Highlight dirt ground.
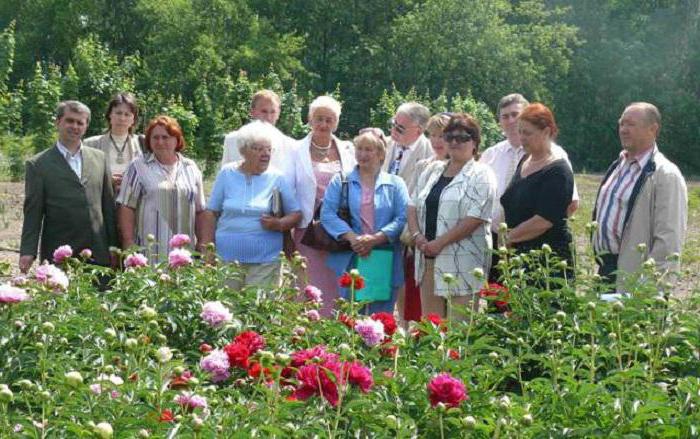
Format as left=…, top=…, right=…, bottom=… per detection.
left=1, top=177, right=698, bottom=298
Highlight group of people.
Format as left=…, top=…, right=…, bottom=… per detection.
left=19, top=89, right=688, bottom=321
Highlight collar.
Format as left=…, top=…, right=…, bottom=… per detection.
left=56, top=141, right=82, bottom=158
left=146, top=152, right=182, bottom=164
left=348, top=167, right=395, bottom=186
left=504, top=139, right=522, bottom=153
left=620, top=143, right=656, bottom=168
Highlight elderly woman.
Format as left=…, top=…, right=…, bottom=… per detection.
left=501, top=103, right=574, bottom=273
left=407, top=113, right=497, bottom=320
left=85, top=92, right=143, bottom=192
left=117, top=115, right=206, bottom=262
left=321, top=132, right=409, bottom=314
left=399, top=112, right=453, bottom=321
left=293, top=96, right=356, bottom=314
left=202, top=121, right=301, bottom=289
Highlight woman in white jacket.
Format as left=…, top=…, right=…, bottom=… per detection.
left=293, top=96, right=356, bottom=315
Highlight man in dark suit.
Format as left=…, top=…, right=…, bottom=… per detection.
left=19, top=100, right=118, bottom=273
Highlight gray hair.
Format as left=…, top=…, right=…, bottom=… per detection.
left=308, top=95, right=342, bottom=121
left=395, top=102, right=430, bottom=129
left=236, top=120, right=278, bottom=155
left=625, top=102, right=661, bottom=126
left=56, top=100, right=91, bottom=124
left=497, top=93, right=529, bottom=117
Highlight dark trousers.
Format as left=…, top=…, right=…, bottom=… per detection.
left=596, top=253, right=618, bottom=290
left=488, top=232, right=501, bottom=283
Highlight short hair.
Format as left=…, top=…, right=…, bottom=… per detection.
left=426, top=113, right=452, bottom=135
left=395, top=102, right=430, bottom=129
left=518, top=103, right=558, bottom=139
left=497, top=93, right=529, bottom=117
left=308, top=95, right=342, bottom=121
left=105, top=92, right=139, bottom=133
left=236, top=120, right=278, bottom=155
left=624, top=102, right=661, bottom=127
left=144, top=115, right=186, bottom=152
left=251, top=89, right=281, bottom=110
left=444, top=113, right=482, bottom=153
left=354, top=131, right=387, bottom=162
left=56, top=100, right=91, bottom=124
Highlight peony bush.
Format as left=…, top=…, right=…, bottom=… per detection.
left=0, top=242, right=698, bottom=437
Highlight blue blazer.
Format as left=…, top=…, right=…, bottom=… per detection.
left=321, top=167, right=409, bottom=313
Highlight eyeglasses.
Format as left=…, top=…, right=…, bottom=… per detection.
left=390, top=118, right=407, bottom=135
left=443, top=132, right=473, bottom=144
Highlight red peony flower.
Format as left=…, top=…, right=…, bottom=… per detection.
left=354, top=276, right=365, bottom=290
left=478, top=283, right=510, bottom=313
left=380, top=340, right=398, bottom=358
left=344, top=361, right=374, bottom=393
left=371, top=312, right=397, bottom=336
left=159, top=409, right=174, bottom=423
left=338, top=313, right=356, bottom=329
left=448, top=349, right=460, bottom=360
left=292, top=360, right=342, bottom=406
left=169, top=370, right=193, bottom=389
left=128, top=372, right=139, bottom=382
left=223, top=342, right=251, bottom=369
left=338, top=272, right=365, bottom=290
left=426, top=313, right=443, bottom=327
left=247, top=361, right=273, bottom=381
left=199, top=343, right=213, bottom=353
left=427, top=373, right=468, bottom=408
left=234, top=331, right=265, bottom=354
left=412, top=313, right=448, bottom=338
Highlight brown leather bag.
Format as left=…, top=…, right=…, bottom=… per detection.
left=301, top=173, right=352, bottom=252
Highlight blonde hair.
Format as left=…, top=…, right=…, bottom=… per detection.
left=426, top=113, right=451, bottom=136
left=250, top=89, right=281, bottom=110
left=353, top=131, right=387, bottom=162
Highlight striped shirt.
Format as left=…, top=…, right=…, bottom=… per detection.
left=594, top=146, right=655, bottom=254
left=116, top=153, right=205, bottom=262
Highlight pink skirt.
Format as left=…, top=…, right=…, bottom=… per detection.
left=294, top=228, right=340, bottom=317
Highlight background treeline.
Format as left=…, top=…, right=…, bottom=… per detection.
left=1, top=0, right=699, bottom=179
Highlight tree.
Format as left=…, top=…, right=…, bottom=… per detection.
left=24, top=62, right=61, bottom=151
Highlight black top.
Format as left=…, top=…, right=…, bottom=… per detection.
left=500, top=158, right=573, bottom=261
left=424, top=175, right=454, bottom=241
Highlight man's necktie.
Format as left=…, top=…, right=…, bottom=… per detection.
left=390, top=146, right=405, bottom=175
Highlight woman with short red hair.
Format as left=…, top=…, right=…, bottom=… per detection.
left=500, top=103, right=575, bottom=274
left=117, top=115, right=206, bottom=262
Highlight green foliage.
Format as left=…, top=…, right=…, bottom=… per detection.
left=24, top=63, right=61, bottom=151
left=0, top=133, right=34, bottom=181
left=0, top=20, right=14, bottom=92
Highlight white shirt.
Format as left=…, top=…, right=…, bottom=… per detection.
left=56, top=141, right=82, bottom=179
left=481, top=139, right=579, bottom=226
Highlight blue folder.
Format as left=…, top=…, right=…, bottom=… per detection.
left=354, top=248, right=393, bottom=302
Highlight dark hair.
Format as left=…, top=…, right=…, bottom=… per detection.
left=144, top=116, right=186, bottom=152
left=518, top=103, right=558, bottom=139
left=105, top=92, right=139, bottom=133
left=443, top=113, right=481, bottom=156
left=56, top=100, right=91, bottom=124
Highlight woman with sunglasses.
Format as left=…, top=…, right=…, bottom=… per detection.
left=407, top=114, right=497, bottom=320
left=500, top=103, right=574, bottom=277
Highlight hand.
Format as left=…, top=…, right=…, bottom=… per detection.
left=260, top=215, right=282, bottom=231
left=112, top=174, right=123, bottom=193
left=19, top=255, right=35, bottom=273
left=414, top=233, right=428, bottom=249
left=421, top=240, right=443, bottom=258
left=351, top=234, right=376, bottom=257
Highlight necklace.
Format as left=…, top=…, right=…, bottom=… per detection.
left=109, top=134, right=129, bottom=164
left=311, top=139, right=332, bottom=157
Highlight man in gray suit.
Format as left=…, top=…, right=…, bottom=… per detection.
left=20, top=100, right=117, bottom=273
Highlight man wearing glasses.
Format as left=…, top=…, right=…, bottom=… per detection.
left=381, top=102, right=434, bottom=195
left=481, top=93, right=579, bottom=281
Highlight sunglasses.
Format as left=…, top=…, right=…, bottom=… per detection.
left=443, top=132, right=473, bottom=143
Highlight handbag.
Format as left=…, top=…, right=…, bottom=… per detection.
left=270, top=187, right=296, bottom=258
left=301, top=172, right=352, bottom=252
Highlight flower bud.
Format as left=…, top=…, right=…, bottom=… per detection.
left=104, top=328, right=117, bottom=339
left=275, top=353, right=290, bottom=363
left=586, top=301, right=596, bottom=311
left=541, top=244, right=552, bottom=255
left=442, top=273, right=456, bottom=284
left=666, top=252, right=680, bottom=262
left=138, top=305, right=157, bottom=320
left=0, top=384, right=13, bottom=402
left=555, top=310, right=567, bottom=322
left=42, top=322, right=55, bottom=333
left=462, top=415, right=476, bottom=430
left=173, top=366, right=185, bottom=375
left=488, top=351, right=499, bottom=361
left=498, top=395, right=511, bottom=411
left=636, top=243, right=647, bottom=253
left=155, top=347, right=172, bottom=363
left=585, top=221, right=598, bottom=233
left=125, top=338, right=138, bottom=350
left=612, top=301, right=624, bottom=313
left=556, top=260, right=568, bottom=270
left=16, top=379, right=34, bottom=390
left=385, top=415, right=398, bottom=429
left=138, top=429, right=150, bottom=438
left=100, top=303, right=110, bottom=313
left=349, top=268, right=360, bottom=278
left=35, top=341, right=45, bottom=349
left=522, top=413, right=533, bottom=426
left=14, top=320, right=25, bottom=329
left=472, top=267, right=484, bottom=280
left=93, top=422, right=113, bottom=439
left=64, top=371, right=84, bottom=387
left=642, top=258, right=656, bottom=269
left=146, top=234, right=156, bottom=242
left=498, top=222, right=508, bottom=233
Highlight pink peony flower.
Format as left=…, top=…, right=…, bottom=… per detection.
left=79, top=248, right=93, bottom=260
left=354, top=318, right=386, bottom=347
left=344, top=361, right=374, bottom=393
left=200, top=349, right=231, bottom=383
left=303, top=285, right=323, bottom=303
left=173, top=392, right=208, bottom=410
left=427, top=373, right=468, bottom=408
left=168, top=248, right=193, bottom=268
left=52, top=245, right=73, bottom=264
left=90, top=383, right=102, bottom=395
left=169, top=234, right=192, bottom=249
left=10, top=275, right=28, bottom=287
left=35, top=263, right=69, bottom=292
left=124, top=253, right=148, bottom=268
left=305, top=310, right=321, bottom=321
left=0, top=284, right=30, bottom=303
left=200, top=301, right=233, bottom=327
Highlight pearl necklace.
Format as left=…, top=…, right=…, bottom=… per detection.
left=311, top=139, right=332, bottom=156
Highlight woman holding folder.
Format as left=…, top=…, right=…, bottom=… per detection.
left=321, top=132, right=409, bottom=313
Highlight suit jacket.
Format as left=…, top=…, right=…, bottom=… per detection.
left=381, top=135, right=434, bottom=196
left=20, top=144, right=118, bottom=265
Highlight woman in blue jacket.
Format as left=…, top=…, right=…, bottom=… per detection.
left=321, top=131, right=409, bottom=313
